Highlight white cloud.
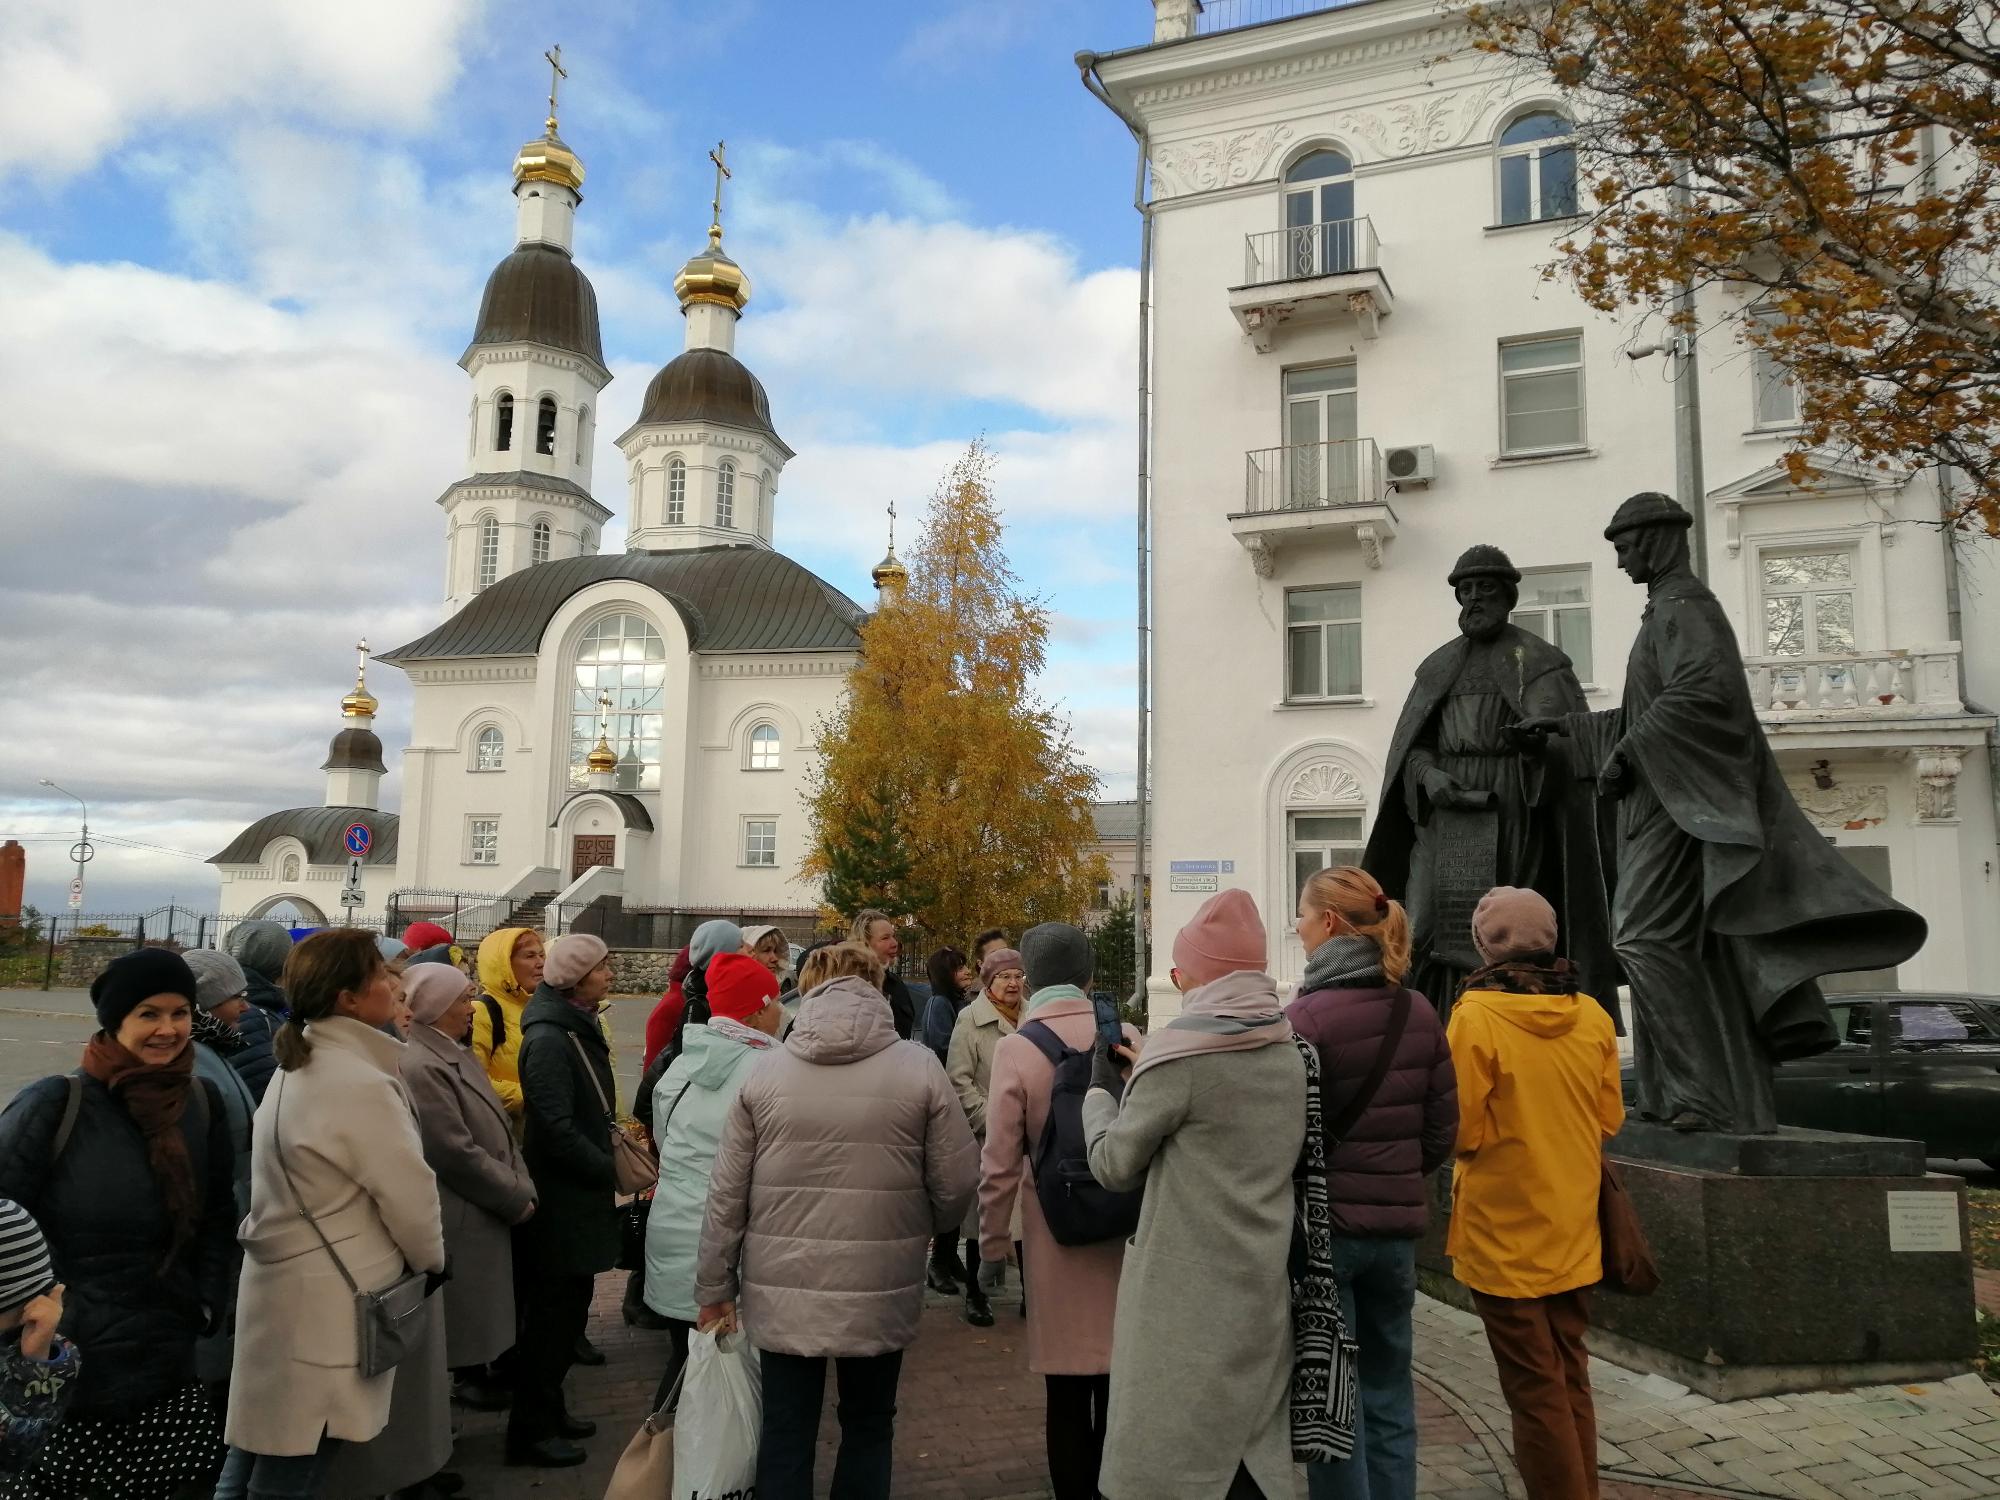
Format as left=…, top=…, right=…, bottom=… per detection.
left=0, top=0, right=479, bottom=178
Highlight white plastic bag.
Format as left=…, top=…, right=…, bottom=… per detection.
left=675, top=1326, right=762, bottom=1499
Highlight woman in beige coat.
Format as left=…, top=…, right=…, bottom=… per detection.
left=946, top=946, right=1025, bottom=1325
left=217, top=930, right=447, bottom=1500
left=696, top=948, right=978, bottom=1500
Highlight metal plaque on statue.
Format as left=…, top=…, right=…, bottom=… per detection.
left=1430, top=807, right=1499, bottom=970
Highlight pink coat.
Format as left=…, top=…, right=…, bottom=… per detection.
left=979, top=995, right=1141, bottom=1376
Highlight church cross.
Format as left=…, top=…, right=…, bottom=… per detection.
left=544, top=44, right=567, bottom=133
left=887, top=499, right=897, bottom=551
left=708, top=140, right=732, bottom=243
left=354, top=638, right=370, bottom=688
left=596, top=688, right=613, bottom=739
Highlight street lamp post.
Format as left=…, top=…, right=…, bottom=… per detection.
left=38, top=779, right=89, bottom=914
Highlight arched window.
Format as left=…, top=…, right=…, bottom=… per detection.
left=717, top=460, right=736, bottom=528
left=570, top=613, right=667, bottom=791
left=748, top=722, right=781, bottom=770
left=1283, top=147, right=1356, bottom=276
left=535, top=396, right=558, bottom=456
left=575, top=405, right=590, bottom=465
left=1497, top=110, right=1577, bottom=226
left=475, top=726, right=505, bottom=770
left=494, top=393, right=514, bottom=452
left=666, top=457, right=687, bottom=525
left=476, top=515, right=499, bottom=591
left=281, top=854, right=301, bottom=882
left=531, top=519, right=552, bottom=566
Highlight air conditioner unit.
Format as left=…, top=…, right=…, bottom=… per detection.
left=1383, top=444, right=1436, bottom=486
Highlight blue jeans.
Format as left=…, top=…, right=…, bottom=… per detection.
left=1307, top=1236, right=1419, bottom=1500
left=213, top=1438, right=344, bottom=1500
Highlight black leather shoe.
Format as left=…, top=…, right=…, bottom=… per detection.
left=572, top=1334, right=607, bottom=1367
left=505, top=1437, right=587, bottom=1468
left=964, top=1287, right=995, bottom=1328
left=926, top=1262, right=963, bottom=1296
left=556, top=1410, right=598, bottom=1440
left=451, top=1378, right=511, bottom=1411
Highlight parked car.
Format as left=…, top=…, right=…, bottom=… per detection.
left=1621, top=992, right=2000, bottom=1165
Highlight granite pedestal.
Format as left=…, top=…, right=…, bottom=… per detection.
left=1418, top=1127, right=1978, bottom=1399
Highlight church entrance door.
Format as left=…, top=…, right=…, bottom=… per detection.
left=571, top=835, right=616, bottom=880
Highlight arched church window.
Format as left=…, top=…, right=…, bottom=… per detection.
left=667, top=458, right=687, bottom=525
left=748, top=723, right=781, bottom=770
left=717, top=460, right=736, bottom=529
left=281, top=854, right=301, bottom=882
left=570, top=613, right=667, bottom=792
left=476, top=727, right=504, bottom=770
left=531, top=520, right=552, bottom=566
left=536, top=396, right=558, bottom=457
left=576, top=406, right=590, bottom=465
left=494, top=393, right=514, bottom=452
left=476, top=515, right=499, bottom=591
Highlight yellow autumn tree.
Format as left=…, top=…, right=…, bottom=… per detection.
left=804, top=442, right=1107, bottom=941
left=1466, top=0, right=2000, bottom=534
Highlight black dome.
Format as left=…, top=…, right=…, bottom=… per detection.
left=322, top=727, right=386, bottom=774
left=468, top=243, right=604, bottom=367
left=635, top=348, right=788, bottom=453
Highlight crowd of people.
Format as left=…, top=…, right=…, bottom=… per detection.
left=0, top=870, right=1624, bottom=1500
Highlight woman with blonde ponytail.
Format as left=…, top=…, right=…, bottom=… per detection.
left=1286, top=866, right=1458, bottom=1500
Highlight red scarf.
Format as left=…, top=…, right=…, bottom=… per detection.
left=80, top=1033, right=200, bottom=1264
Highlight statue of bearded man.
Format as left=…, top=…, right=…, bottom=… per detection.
left=1363, top=544, right=1618, bottom=1022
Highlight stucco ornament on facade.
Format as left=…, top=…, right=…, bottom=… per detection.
left=1154, top=125, right=1295, bottom=197
left=1286, top=762, right=1367, bottom=807
left=1333, top=81, right=1511, bottom=162
left=1785, top=781, right=1889, bottom=831
left=1912, top=748, right=1964, bottom=823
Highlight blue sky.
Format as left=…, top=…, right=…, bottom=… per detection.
left=0, top=0, right=1154, bottom=915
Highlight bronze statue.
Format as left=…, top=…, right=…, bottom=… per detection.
left=1363, top=545, right=1618, bottom=1023
left=1518, top=493, right=1926, bottom=1134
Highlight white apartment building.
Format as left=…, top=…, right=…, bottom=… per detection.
left=1087, top=0, right=1999, bottom=1012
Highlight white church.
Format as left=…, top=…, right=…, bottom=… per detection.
left=211, top=104, right=894, bottom=932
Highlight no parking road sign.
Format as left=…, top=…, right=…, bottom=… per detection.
left=343, top=822, right=372, bottom=859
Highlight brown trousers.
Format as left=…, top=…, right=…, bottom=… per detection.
left=1472, top=1287, right=1600, bottom=1500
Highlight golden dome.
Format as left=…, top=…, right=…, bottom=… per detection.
left=675, top=229, right=751, bottom=313
left=341, top=640, right=378, bottom=719
left=871, top=549, right=908, bottom=591
left=585, top=736, right=618, bottom=774
left=515, top=128, right=585, bottom=197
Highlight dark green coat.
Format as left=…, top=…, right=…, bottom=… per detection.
left=516, top=987, right=619, bottom=1275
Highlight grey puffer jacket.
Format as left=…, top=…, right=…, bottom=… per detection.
left=695, top=977, right=978, bottom=1357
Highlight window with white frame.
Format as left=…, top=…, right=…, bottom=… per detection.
left=1761, top=547, right=1858, bottom=657
left=748, top=723, right=781, bottom=770
left=530, top=520, right=551, bottom=567
left=1288, top=810, right=1365, bottom=905
left=569, top=613, right=666, bottom=790
left=667, top=457, right=686, bottom=525
left=1509, top=566, right=1594, bottom=682
left=1500, top=334, right=1585, bottom=455
left=742, top=818, right=777, bottom=868
left=1749, top=308, right=1800, bottom=429
left=1286, top=585, right=1362, bottom=701
left=475, top=727, right=504, bottom=771
left=1497, top=110, right=1578, bottom=226
left=468, top=818, right=500, bottom=865
left=717, top=461, right=736, bottom=528
left=1282, top=363, right=1360, bottom=508
left=476, top=515, right=500, bottom=591
left=1282, top=147, right=1357, bottom=277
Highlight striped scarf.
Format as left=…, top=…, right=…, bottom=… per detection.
left=1289, top=1035, right=1358, bottom=1462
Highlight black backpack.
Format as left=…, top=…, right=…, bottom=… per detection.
left=1017, top=1020, right=1144, bottom=1247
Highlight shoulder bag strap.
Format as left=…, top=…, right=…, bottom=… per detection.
left=1016, top=1019, right=1068, bottom=1067
left=1325, top=987, right=1415, bottom=1146
left=657, top=1081, right=696, bottom=1141
left=565, top=1030, right=614, bottom=1120
left=51, top=1074, right=83, bottom=1162
left=271, top=1073, right=362, bottom=1300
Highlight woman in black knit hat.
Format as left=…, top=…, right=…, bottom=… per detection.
left=0, top=948, right=237, bottom=1498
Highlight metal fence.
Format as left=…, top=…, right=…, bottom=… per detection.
left=1192, top=0, right=1362, bottom=37
left=1243, top=219, right=1378, bottom=286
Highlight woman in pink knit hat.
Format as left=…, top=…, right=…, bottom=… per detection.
left=1081, top=889, right=1353, bottom=1500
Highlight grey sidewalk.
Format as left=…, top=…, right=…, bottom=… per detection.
left=1413, top=1295, right=2000, bottom=1500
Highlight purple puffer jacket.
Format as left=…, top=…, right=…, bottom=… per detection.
left=1286, top=983, right=1458, bottom=1238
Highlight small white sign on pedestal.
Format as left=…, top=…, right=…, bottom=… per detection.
left=1885, top=1190, right=1961, bottom=1252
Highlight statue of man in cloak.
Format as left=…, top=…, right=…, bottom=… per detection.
left=1363, top=544, right=1619, bottom=1022
left=1518, top=493, right=1927, bottom=1134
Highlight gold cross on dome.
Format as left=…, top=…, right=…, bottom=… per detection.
left=596, top=688, right=613, bottom=736
left=708, top=140, right=732, bottom=244
left=887, top=499, right=897, bottom=550
left=544, top=44, right=567, bottom=133
left=354, top=638, right=370, bottom=687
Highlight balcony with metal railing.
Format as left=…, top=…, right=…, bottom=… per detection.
left=1745, top=644, right=1972, bottom=728
left=1228, top=437, right=1398, bottom=575
left=1230, top=220, right=1394, bottom=350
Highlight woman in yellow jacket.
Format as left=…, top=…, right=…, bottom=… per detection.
left=1447, top=887, right=1623, bottom=1500
left=473, top=927, right=545, bottom=1121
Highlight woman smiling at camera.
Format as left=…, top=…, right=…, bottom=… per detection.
left=0, top=948, right=239, bottom=1499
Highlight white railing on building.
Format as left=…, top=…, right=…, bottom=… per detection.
left=1744, top=645, right=1965, bottom=716
left=1240, top=438, right=1383, bottom=515
left=1243, top=219, right=1379, bottom=286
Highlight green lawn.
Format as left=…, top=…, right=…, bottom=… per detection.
left=1971, top=1189, right=2000, bottom=1374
